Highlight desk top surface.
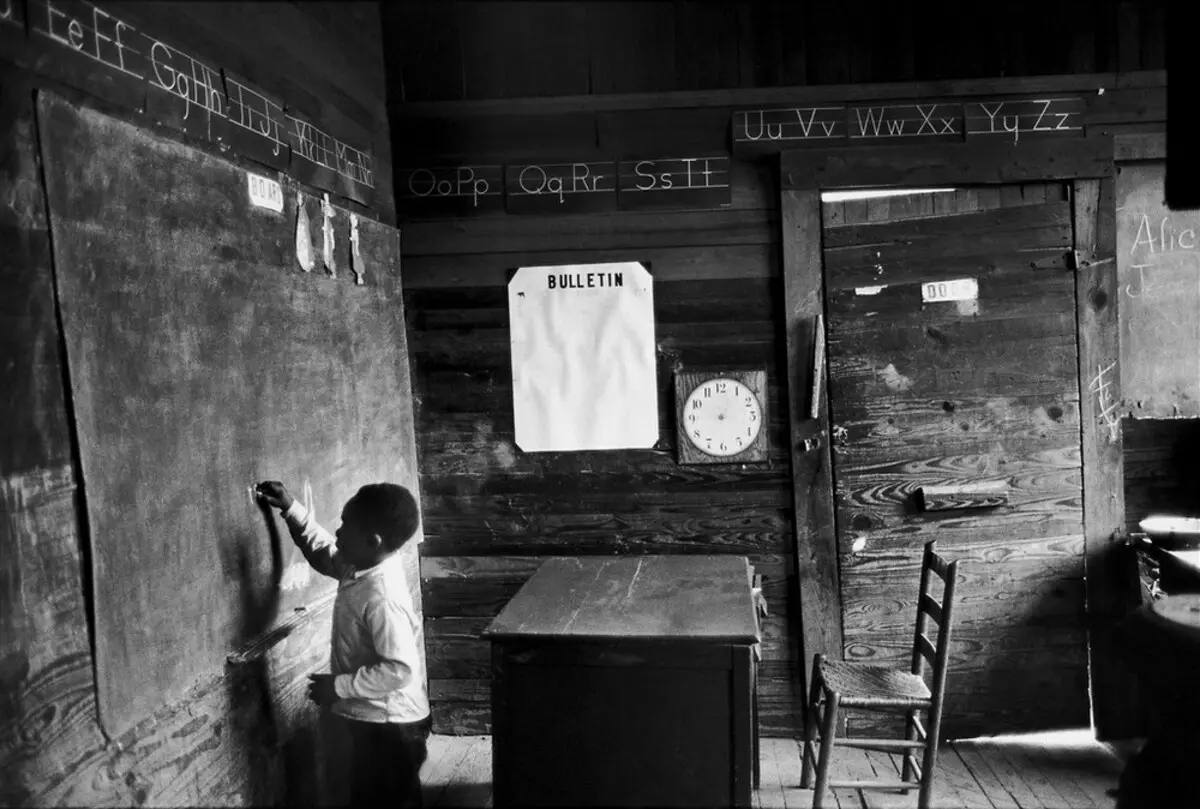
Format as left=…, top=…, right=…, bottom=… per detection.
left=1151, top=593, right=1200, bottom=630
left=483, top=555, right=760, bottom=643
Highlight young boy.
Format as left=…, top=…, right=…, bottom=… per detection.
left=255, top=480, right=430, bottom=808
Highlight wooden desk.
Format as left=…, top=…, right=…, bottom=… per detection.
left=483, top=555, right=761, bottom=808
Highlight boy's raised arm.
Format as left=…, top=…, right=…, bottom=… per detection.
left=257, top=480, right=351, bottom=580
left=282, top=500, right=353, bottom=580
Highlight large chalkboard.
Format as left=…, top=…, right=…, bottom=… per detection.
left=36, top=92, right=421, bottom=738
left=1116, top=162, right=1200, bottom=418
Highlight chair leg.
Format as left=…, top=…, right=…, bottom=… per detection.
left=902, top=709, right=919, bottom=786
left=917, top=716, right=940, bottom=809
left=799, top=660, right=824, bottom=789
left=812, top=692, right=840, bottom=809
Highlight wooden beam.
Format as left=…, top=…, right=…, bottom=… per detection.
left=1074, top=176, right=1137, bottom=740
left=395, top=70, right=1166, bottom=118
left=782, top=137, right=1114, bottom=190
left=780, top=186, right=841, bottom=701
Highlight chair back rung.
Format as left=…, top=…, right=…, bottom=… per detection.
left=834, top=737, right=925, bottom=751
left=919, top=593, right=943, bottom=624
left=928, top=552, right=951, bottom=580
left=915, top=633, right=936, bottom=664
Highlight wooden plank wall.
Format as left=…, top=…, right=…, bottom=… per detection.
left=820, top=185, right=1092, bottom=738
left=402, top=163, right=806, bottom=737
left=384, top=0, right=1165, bottom=103
left=1, top=3, right=398, bottom=805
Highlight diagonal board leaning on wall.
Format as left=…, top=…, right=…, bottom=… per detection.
left=35, top=91, right=422, bottom=739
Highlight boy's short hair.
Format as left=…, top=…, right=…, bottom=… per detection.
left=347, top=483, right=420, bottom=551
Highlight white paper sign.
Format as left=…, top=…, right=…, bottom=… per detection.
left=509, top=262, right=658, bottom=452
left=247, top=172, right=284, bottom=212
left=921, top=277, right=978, bottom=303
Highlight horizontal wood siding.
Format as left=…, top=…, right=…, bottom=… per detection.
left=821, top=184, right=1091, bottom=738
left=404, top=163, right=806, bottom=736
left=385, top=0, right=1166, bottom=102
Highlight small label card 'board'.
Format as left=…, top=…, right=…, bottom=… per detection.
left=247, top=172, right=284, bottom=212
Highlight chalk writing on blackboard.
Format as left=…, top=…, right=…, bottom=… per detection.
left=147, top=39, right=226, bottom=120
left=509, top=162, right=614, bottom=200
left=399, top=165, right=504, bottom=208
left=36, top=0, right=141, bottom=78
left=225, top=74, right=288, bottom=157
left=505, top=161, right=617, bottom=215
left=964, top=98, right=1084, bottom=143
left=733, top=107, right=845, bottom=143
left=848, top=103, right=962, bottom=139
left=288, top=115, right=373, bottom=189
left=30, top=0, right=375, bottom=193
left=622, top=157, right=730, bottom=192
left=617, top=156, right=732, bottom=211
left=1088, top=360, right=1120, bottom=442
left=1123, top=214, right=1200, bottom=298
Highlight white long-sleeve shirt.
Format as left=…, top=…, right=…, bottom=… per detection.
left=283, top=500, right=430, bottom=724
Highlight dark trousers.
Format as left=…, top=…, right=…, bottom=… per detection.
left=345, top=715, right=432, bottom=808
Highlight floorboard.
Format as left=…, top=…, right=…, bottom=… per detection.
left=417, top=730, right=1124, bottom=808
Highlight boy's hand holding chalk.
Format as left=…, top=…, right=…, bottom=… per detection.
left=255, top=481, right=295, bottom=511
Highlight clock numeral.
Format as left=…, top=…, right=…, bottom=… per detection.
left=719, top=442, right=727, bottom=452
left=687, top=413, right=696, bottom=423
left=691, top=399, right=703, bottom=410
left=693, top=430, right=701, bottom=439
left=735, top=385, right=741, bottom=396
left=749, top=412, right=757, bottom=422
left=716, top=382, right=727, bottom=394
left=703, top=386, right=712, bottom=398
left=745, top=396, right=754, bottom=406
left=746, top=427, right=753, bottom=437
left=737, top=437, right=744, bottom=447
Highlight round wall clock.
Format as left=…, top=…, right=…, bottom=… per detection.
left=674, top=369, right=769, bottom=464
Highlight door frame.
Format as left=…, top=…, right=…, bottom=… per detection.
left=779, top=133, right=1135, bottom=739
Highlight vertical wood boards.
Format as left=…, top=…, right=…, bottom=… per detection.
left=821, top=187, right=1090, bottom=738
left=1115, top=161, right=1200, bottom=418
left=780, top=187, right=842, bottom=701
left=35, top=91, right=421, bottom=739
left=1074, top=176, right=1138, bottom=740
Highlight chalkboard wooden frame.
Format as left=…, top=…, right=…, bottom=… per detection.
left=778, top=135, right=1118, bottom=725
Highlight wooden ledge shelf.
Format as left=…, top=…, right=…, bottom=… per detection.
left=916, top=482, right=1010, bottom=513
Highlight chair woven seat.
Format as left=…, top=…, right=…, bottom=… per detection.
left=817, top=659, right=931, bottom=708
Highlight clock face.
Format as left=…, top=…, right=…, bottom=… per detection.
left=683, top=377, right=763, bottom=457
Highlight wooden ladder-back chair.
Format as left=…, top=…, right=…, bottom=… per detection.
left=800, top=540, right=960, bottom=809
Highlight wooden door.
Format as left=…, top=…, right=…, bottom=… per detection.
left=820, top=186, right=1089, bottom=738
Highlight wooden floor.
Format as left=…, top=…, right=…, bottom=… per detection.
left=419, top=730, right=1128, bottom=809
